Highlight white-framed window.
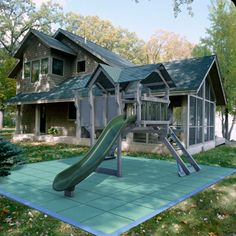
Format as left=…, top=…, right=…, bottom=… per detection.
left=31, top=60, right=40, bottom=82
left=23, top=58, right=49, bottom=82
left=41, top=58, right=48, bottom=75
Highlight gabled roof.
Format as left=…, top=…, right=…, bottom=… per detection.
left=54, top=28, right=134, bottom=68
left=84, top=63, right=175, bottom=91
left=14, top=29, right=76, bottom=59
left=119, top=64, right=174, bottom=87
left=163, top=55, right=214, bottom=91
left=163, top=55, right=226, bottom=105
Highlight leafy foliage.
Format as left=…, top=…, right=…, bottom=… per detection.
left=144, top=29, right=194, bottom=63
left=173, top=0, right=194, bottom=17
left=47, top=127, right=59, bottom=135
left=63, top=13, right=146, bottom=64
left=0, top=137, right=23, bottom=176
left=0, top=51, right=16, bottom=110
left=0, top=0, right=64, bottom=56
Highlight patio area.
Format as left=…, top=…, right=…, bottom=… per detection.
left=0, top=156, right=235, bottom=236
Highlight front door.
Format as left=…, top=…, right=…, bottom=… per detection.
left=40, top=105, right=46, bottom=133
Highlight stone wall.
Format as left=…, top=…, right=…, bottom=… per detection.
left=16, top=36, right=75, bottom=93
left=21, top=104, right=35, bottom=133
left=16, top=35, right=105, bottom=94
left=60, top=36, right=104, bottom=76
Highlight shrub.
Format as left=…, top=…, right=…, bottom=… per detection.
left=0, top=137, right=24, bottom=176
left=48, top=127, right=59, bottom=135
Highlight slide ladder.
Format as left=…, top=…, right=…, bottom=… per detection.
left=163, top=127, right=201, bottom=176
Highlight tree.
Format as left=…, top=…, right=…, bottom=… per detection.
left=0, top=50, right=16, bottom=129
left=0, top=0, right=64, bottom=56
left=63, top=13, right=146, bottom=64
left=192, top=0, right=236, bottom=139
left=144, top=29, right=194, bottom=63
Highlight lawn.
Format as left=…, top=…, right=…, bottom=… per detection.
left=0, top=136, right=236, bottom=235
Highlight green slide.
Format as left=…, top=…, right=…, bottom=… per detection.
left=53, top=115, right=136, bottom=192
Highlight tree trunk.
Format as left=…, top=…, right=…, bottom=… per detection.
left=0, top=110, right=3, bottom=130
left=225, top=108, right=229, bottom=140
left=228, top=114, right=236, bottom=140
left=221, top=108, right=225, bottom=138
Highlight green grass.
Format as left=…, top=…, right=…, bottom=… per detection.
left=0, top=142, right=236, bottom=236
left=0, top=128, right=15, bottom=140
left=18, top=142, right=89, bottom=163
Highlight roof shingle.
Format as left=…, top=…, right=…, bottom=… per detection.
left=54, top=29, right=134, bottom=68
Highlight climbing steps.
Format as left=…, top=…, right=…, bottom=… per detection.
left=163, top=127, right=201, bottom=176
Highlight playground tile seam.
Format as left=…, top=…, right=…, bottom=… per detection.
left=0, top=157, right=236, bottom=236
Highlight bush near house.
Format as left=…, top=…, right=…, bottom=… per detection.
left=0, top=137, right=24, bottom=176
left=47, top=127, right=59, bottom=135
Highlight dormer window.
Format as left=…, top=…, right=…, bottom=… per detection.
left=24, top=58, right=48, bottom=82
left=31, top=60, right=40, bottom=82
left=77, top=60, right=86, bottom=73
left=24, top=62, right=30, bottom=78
left=41, top=58, right=48, bottom=74
left=52, top=58, right=63, bottom=76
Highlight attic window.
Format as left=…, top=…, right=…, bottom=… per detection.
left=77, top=60, right=86, bottom=73
left=52, top=58, right=63, bottom=76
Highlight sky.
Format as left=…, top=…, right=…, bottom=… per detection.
left=33, top=0, right=213, bottom=44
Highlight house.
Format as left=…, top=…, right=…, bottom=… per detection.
left=7, top=28, right=226, bottom=154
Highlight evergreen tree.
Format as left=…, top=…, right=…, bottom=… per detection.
left=0, top=137, right=24, bottom=176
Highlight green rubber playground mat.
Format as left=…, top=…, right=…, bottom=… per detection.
left=0, top=156, right=235, bottom=236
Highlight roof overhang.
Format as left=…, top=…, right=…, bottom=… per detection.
left=140, top=66, right=175, bottom=90
left=8, top=60, right=22, bottom=78
left=84, top=64, right=118, bottom=92
left=209, top=57, right=227, bottom=106
left=195, top=56, right=226, bottom=106
left=14, top=29, right=76, bottom=59
left=54, top=28, right=134, bottom=68
left=6, top=93, right=74, bottom=105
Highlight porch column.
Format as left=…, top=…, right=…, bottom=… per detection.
left=74, top=90, right=81, bottom=139
left=115, top=84, right=121, bottom=115
left=35, top=104, right=40, bottom=135
left=186, top=96, right=190, bottom=148
left=89, top=87, right=95, bottom=146
left=16, top=105, right=22, bottom=134
left=136, top=81, right=141, bottom=125
left=181, top=96, right=189, bottom=148
left=103, top=93, right=108, bottom=126
left=115, top=83, right=122, bottom=177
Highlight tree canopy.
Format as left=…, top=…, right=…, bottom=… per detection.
left=144, top=29, right=194, bottom=63
left=0, top=0, right=63, bottom=56
left=63, top=13, right=146, bottom=64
